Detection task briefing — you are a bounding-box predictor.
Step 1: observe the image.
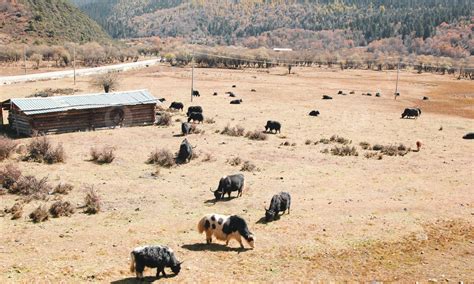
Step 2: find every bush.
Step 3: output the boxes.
[372,144,384,151]
[359,142,371,150]
[221,124,245,137]
[156,112,172,126]
[241,161,257,172]
[318,138,330,144]
[84,187,101,214]
[0,164,22,189]
[330,135,351,145]
[228,157,242,166]
[25,136,64,164]
[330,146,359,156]
[93,72,119,93]
[305,139,312,145]
[5,202,24,220]
[365,152,383,160]
[147,149,175,168]
[90,146,116,164]
[29,205,49,223]
[245,130,268,141]
[53,183,73,195]
[201,153,215,162]
[9,176,52,201]
[0,137,17,161]
[205,117,216,124]
[49,200,75,217]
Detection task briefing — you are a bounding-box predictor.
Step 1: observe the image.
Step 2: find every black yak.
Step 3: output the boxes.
[130,245,182,279]
[265,192,291,222]
[211,174,245,200]
[265,120,281,133]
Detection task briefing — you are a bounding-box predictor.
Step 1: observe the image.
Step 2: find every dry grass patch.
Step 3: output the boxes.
[156,112,172,126]
[90,146,116,164]
[205,117,216,124]
[5,202,24,220]
[305,139,312,145]
[84,186,101,214]
[29,205,49,223]
[53,183,73,195]
[370,143,411,156]
[221,124,245,137]
[227,156,243,166]
[201,153,215,162]
[147,149,176,168]
[0,137,17,161]
[241,161,258,172]
[0,164,22,189]
[25,136,65,164]
[49,200,75,217]
[330,135,351,145]
[330,145,359,156]
[359,141,371,150]
[9,176,52,201]
[190,124,204,134]
[245,130,268,141]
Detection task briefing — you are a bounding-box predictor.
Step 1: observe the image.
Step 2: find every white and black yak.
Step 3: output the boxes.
[211,174,245,200]
[401,108,421,119]
[265,192,291,222]
[130,245,183,279]
[198,214,255,249]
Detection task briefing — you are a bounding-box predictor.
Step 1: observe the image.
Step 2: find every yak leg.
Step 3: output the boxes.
[156,266,164,278]
[238,188,242,197]
[206,231,212,244]
[227,191,231,198]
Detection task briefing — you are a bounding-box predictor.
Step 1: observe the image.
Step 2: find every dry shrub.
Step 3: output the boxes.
[202,153,215,162]
[330,135,351,145]
[5,202,24,220]
[321,148,329,154]
[205,117,216,124]
[53,183,73,195]
[221,124,245,137]
[372,144,384,151]
[305,139,312,145]
[281,141,291,146]
[241,161,257,172]
[156,112,172,126]
[330,146,359,156]
[245,130,268,141]
[359,141,371,150]
[318,138,330,144]
[90,146,116,164]
[147,149,175,168]
[9,176,52,201]
[0,164,22,189]
[228,157,242,166]
[151,167,161,177]
[370,143,410,157]
[25,136,64,164]
[0,137,17,161]
[49,200,75,217]
[365,152,383,160]
[29,205,49,223]
[84,186,101,214]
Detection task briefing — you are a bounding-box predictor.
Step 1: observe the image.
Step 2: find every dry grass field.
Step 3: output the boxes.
[0,65,473,282]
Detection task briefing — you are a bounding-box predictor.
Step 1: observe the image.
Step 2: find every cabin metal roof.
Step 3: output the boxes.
[9,89,158,115]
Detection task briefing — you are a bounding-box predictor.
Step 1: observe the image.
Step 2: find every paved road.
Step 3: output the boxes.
[0,59,161,85]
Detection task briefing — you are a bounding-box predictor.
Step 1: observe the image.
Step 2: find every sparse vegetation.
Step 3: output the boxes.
[305,139,312,145]
[147,149,176,168]
[330,146,359,156]
[5,202,24,220]
[49,200,75,217]
[0,137,17,161]
[156,112,172,126]
[25,136,65,164]
[241,161,257,172]
[9,176,52,201]
[201,153,215,162]
[245,130,268,141]
[221,124,245,137]
[53,183,73,195]
[330,135,351,145]
[369,143,411,157]
[228,157,243,166]
[205,117,216,124]
[84,186,101,214]
[90,146,116,164]
[190,124,203,134]
[29,205,49,223]
[359,141,371,150]
[0,164,22,189]
[93,72,119,93]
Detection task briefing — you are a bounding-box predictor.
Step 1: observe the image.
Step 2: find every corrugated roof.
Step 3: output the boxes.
[11,89,158,115]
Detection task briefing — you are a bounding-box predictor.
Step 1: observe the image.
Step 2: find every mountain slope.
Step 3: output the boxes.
[72,0,472,47]
[0,0,111,44]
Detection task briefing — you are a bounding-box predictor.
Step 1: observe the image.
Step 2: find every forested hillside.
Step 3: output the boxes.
[72,0,472,47]
[0,0,111,44]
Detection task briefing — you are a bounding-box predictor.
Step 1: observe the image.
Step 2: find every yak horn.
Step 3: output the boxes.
[209,188,214,192]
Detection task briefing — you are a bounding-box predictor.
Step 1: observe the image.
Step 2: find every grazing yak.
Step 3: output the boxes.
[188,112,204,123]
[251,89,256,92]
[181,122,191,136]
[213,92,218,96]
[230,99,243,104]
[192,90,200,97]
[232,85,237,88]
[376,93,381,97]
[212,174,245,200]
[309,110,320,116]
[169,102,184,111]
[322,95,333,100]
[463,132,474,140]
[265,120,281,133]
[186,106,203,117]
[264,192,291,222]
[130,245,182,279]
[226,92,236,97]
[401,108,422,119]
[158,98,166,102]
[423,96,429,100]
[177,139,193,163]
[198,214,255,249]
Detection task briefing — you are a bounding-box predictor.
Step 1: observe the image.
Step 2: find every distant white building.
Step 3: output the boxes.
[273,48,293,52]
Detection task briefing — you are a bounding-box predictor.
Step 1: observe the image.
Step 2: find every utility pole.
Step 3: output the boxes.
[23,46,27,75]
[73,44,76,85]
[191,49,195,103]
[394,60,401,100]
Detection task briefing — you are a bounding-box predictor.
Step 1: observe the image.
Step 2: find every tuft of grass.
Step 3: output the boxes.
[9,175,52,201]
[84,186,101,214]
[0,164,22,189]
[372,144,383,151]
[53,183,73,195]
[25,136,65,164]
[201,153,215,162]
[241,161,257,172]
[44,143,65,164]
[90,146,116,164]
[319,138,330,144]
[370,143,411,157]
[5,202,24,220]
[147,149,176,168]
[228,157,243,166]
[49,200,75,217]
[305,139,312,145]
[205,117,216,124]
[330,135,351,145]
[245,130,268,141]
[359,141,371,150]
[0,137,17,161]
[156,112,172,126]
[365,152,383,160]
[221,124,245,137]
[29,205,49,223]
[330,146,359,156]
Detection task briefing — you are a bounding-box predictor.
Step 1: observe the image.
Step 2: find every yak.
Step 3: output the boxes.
[188,112,204,123]
[186,106,203,117]
[322,95,333,100]
[130,245,182,279]
[177,139,193,163]
[192,90,200,97]
[230,99,243,104]
[309,110,320,117]
[181,122,191,136]
[264,192,291,222]
[401,108,421,119]
[211,174,245,200]
[169,102,184,111]
[198,214,255,249]
[265,120,281,133]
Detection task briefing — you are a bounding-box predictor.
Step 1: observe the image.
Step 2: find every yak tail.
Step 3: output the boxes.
[130,252,136,273]
[197,216,207,234]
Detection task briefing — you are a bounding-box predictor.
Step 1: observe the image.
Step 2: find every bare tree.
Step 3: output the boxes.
[92,72,119,93]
